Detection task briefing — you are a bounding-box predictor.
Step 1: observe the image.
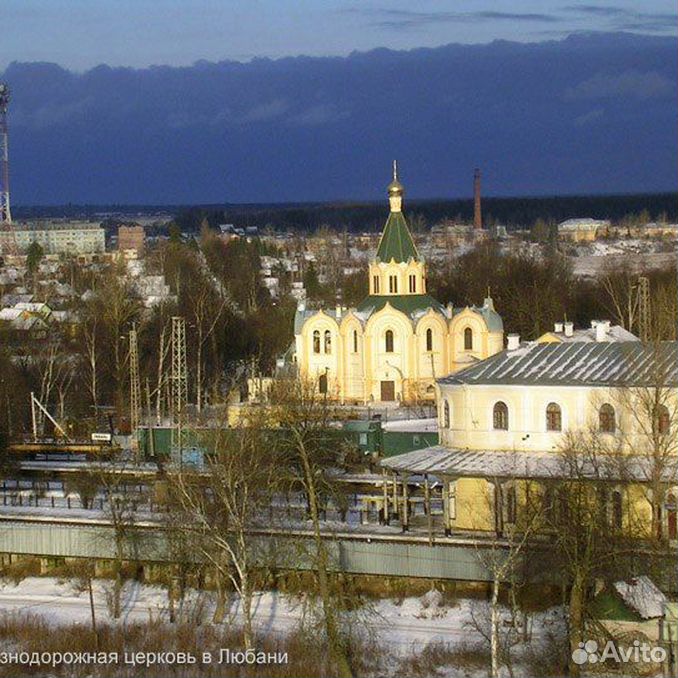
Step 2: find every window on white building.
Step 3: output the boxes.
[493,401,509,430]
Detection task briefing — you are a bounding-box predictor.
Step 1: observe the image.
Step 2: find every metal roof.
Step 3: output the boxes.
[439,341,678,387]
[376,210,419,263]
[380,446,678,482]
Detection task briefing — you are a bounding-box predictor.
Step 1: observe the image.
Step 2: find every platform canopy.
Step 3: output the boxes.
[380,446,678,483]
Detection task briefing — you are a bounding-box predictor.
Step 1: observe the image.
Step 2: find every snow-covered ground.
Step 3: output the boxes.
[0,576,566,674]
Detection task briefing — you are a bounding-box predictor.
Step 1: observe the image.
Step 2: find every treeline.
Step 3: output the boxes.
[173,192,678,233]
[14,191,678,234]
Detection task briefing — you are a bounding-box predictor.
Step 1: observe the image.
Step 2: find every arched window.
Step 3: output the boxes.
[389,275,398,294]
[599,403,616,433]
[546,402,562,432]
[409,274,416,293]
[353,330,358,353]
[318,373,328,394]
[373,275,380,294]
[464,327,473,351]
[312,330,320,354]
[443,400,450,428]
[426,328,433,352]
[385,329,394,353]
[657,404,670,435]
[493,402,509,430]
[324,330,332,354]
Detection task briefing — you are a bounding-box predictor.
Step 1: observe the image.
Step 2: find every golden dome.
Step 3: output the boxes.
[387,159,404,196]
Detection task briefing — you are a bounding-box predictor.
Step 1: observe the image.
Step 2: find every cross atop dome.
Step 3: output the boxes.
[387,159,404,211]
[375,161,419,265]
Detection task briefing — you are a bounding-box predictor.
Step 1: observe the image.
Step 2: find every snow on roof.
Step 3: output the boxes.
[15,302,51,313]
[558,218,610,232]
[614,576,667,619]
[380,446,678,482]
[382,418,438,432]
[439,341,678,388]
[559,325,639,343]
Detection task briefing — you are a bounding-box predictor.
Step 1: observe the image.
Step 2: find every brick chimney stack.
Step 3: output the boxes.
[473,168,482,230]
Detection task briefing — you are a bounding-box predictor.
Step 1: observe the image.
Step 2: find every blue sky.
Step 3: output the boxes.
[1,0,676,70]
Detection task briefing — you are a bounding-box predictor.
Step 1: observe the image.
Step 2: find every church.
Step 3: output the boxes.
[294,164,504,404]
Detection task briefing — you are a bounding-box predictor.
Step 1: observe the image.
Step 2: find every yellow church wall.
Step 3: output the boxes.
[339,315,365,402]
[297,311,341,395]
[449,476,664,537]
[414,312,449,382]
[296,297,504,404]
[365,307,414,402]
[455,478,494,531]
[448,310,495,370]
[368,260,426,296]
[436,383,677,454]
[626,484,653,537]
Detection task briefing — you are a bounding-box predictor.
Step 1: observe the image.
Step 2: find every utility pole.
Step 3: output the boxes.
[637,276,651,342]
[171,316,187,464]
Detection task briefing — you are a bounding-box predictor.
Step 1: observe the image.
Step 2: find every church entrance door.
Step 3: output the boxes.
[380,380,395,402]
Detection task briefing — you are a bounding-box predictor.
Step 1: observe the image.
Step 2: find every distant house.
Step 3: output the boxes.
[118,224,146,256]
[0,301,53,339]
[557,218,609,242]
[591,576,668,642]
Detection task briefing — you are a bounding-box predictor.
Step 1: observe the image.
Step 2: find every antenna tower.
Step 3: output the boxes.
[129,325,141,433]
[171,316,188,462]
[0,83,11,224]
[0,83,17,256]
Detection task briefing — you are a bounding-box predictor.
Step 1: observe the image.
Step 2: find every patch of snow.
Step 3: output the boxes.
[382,417,438,432]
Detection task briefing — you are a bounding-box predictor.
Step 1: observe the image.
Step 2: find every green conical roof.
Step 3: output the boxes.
[376,211,419,263]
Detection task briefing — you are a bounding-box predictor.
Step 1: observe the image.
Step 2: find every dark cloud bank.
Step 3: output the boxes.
[2,32,676,204]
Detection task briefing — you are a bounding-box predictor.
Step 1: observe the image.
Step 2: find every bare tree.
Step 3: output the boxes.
[191,286,227,413]
[599,262,640,332]
[466,470,545,678]
[81,316,100,414]
[167,417,279,648]
[270,377,354,678]
[537,433,636,678]
[91,462,144,619]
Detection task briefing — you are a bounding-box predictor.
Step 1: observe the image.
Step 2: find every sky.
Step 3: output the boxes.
[1,0,676,70]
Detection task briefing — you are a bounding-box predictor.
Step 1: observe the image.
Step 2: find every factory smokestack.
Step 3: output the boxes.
[473,168,481,230]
